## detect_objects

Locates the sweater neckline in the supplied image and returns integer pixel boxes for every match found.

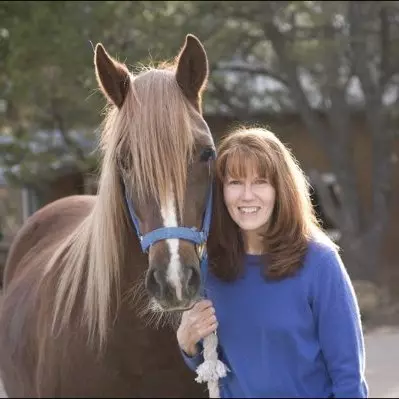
[244,253,265,266]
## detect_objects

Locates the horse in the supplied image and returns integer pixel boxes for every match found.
[0,34,216,398]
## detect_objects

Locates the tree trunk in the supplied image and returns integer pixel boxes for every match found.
[339,230,380,283]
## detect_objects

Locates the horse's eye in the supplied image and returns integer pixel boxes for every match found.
[199,147,215,162]
[117,153,132,172]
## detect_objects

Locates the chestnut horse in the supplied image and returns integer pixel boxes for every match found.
[0,34,216,397]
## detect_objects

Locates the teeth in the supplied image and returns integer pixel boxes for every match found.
[239,207,259,214]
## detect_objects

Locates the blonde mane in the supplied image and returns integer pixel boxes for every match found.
[42,65,197,348]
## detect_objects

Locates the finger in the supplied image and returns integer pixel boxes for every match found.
[194,303,215,317]
[183,301,207,318]
[193,314,217,332]
[194,299,213,311]
[186,302,215,324]
[195,314,217,330]
[195,318,218,335]
[195,307,216,325]
[206,314,217,325]
[197,322,218,340]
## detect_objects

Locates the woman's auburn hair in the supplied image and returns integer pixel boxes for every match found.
[207,126,331,281]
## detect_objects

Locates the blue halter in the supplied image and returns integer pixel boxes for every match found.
[122,178,213,294]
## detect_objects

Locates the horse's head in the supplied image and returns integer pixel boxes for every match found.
[94,35,215,312]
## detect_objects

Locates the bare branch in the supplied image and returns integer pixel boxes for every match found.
[50,98,86,166]
[259,17,330,150]
[212,62,290,88]
[380,5,391,89]
[210,79,249,120]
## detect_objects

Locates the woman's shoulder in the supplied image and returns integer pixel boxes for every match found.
[303,229,340,270]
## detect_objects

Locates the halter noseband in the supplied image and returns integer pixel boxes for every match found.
[123,183,213,256]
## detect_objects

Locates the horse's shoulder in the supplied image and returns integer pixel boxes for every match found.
[19,194,95,235]
[37,194,96,217]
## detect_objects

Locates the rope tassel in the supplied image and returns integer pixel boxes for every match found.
[195,332,229,398]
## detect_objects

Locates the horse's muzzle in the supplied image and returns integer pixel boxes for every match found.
[145,264,201,309]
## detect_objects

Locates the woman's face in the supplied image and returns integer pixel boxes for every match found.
[223,172,276,234]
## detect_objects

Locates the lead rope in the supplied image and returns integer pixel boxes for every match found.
[194,253,229,398]
[195,332,229,398]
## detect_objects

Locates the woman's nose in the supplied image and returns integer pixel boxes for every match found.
[242,184,255,200]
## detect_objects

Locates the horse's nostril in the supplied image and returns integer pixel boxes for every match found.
[153,269,162,285]
[146,269,163,299]
[186,267,193,284]
[185,265,200,293]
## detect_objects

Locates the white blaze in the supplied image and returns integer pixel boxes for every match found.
[160,195,182,300]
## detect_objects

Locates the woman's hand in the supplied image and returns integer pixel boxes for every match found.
[177,299,218,357]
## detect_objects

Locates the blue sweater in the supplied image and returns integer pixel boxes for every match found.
[180,238,368,398]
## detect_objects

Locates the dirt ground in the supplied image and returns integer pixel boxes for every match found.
[364,326,399,398]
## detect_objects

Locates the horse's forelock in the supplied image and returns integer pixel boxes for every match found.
[109,67,197,218]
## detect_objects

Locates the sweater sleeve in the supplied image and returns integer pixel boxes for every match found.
[179,343,204,372]
[311,248,369,398]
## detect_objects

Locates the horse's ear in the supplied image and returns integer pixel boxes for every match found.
[175,34,209,111]
[94,43,130,108]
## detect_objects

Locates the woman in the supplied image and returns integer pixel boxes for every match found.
[177,127,368,398]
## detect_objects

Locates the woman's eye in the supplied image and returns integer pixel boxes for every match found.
[199,147,215,162]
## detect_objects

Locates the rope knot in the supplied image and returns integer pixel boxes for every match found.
[195,332,230,398]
